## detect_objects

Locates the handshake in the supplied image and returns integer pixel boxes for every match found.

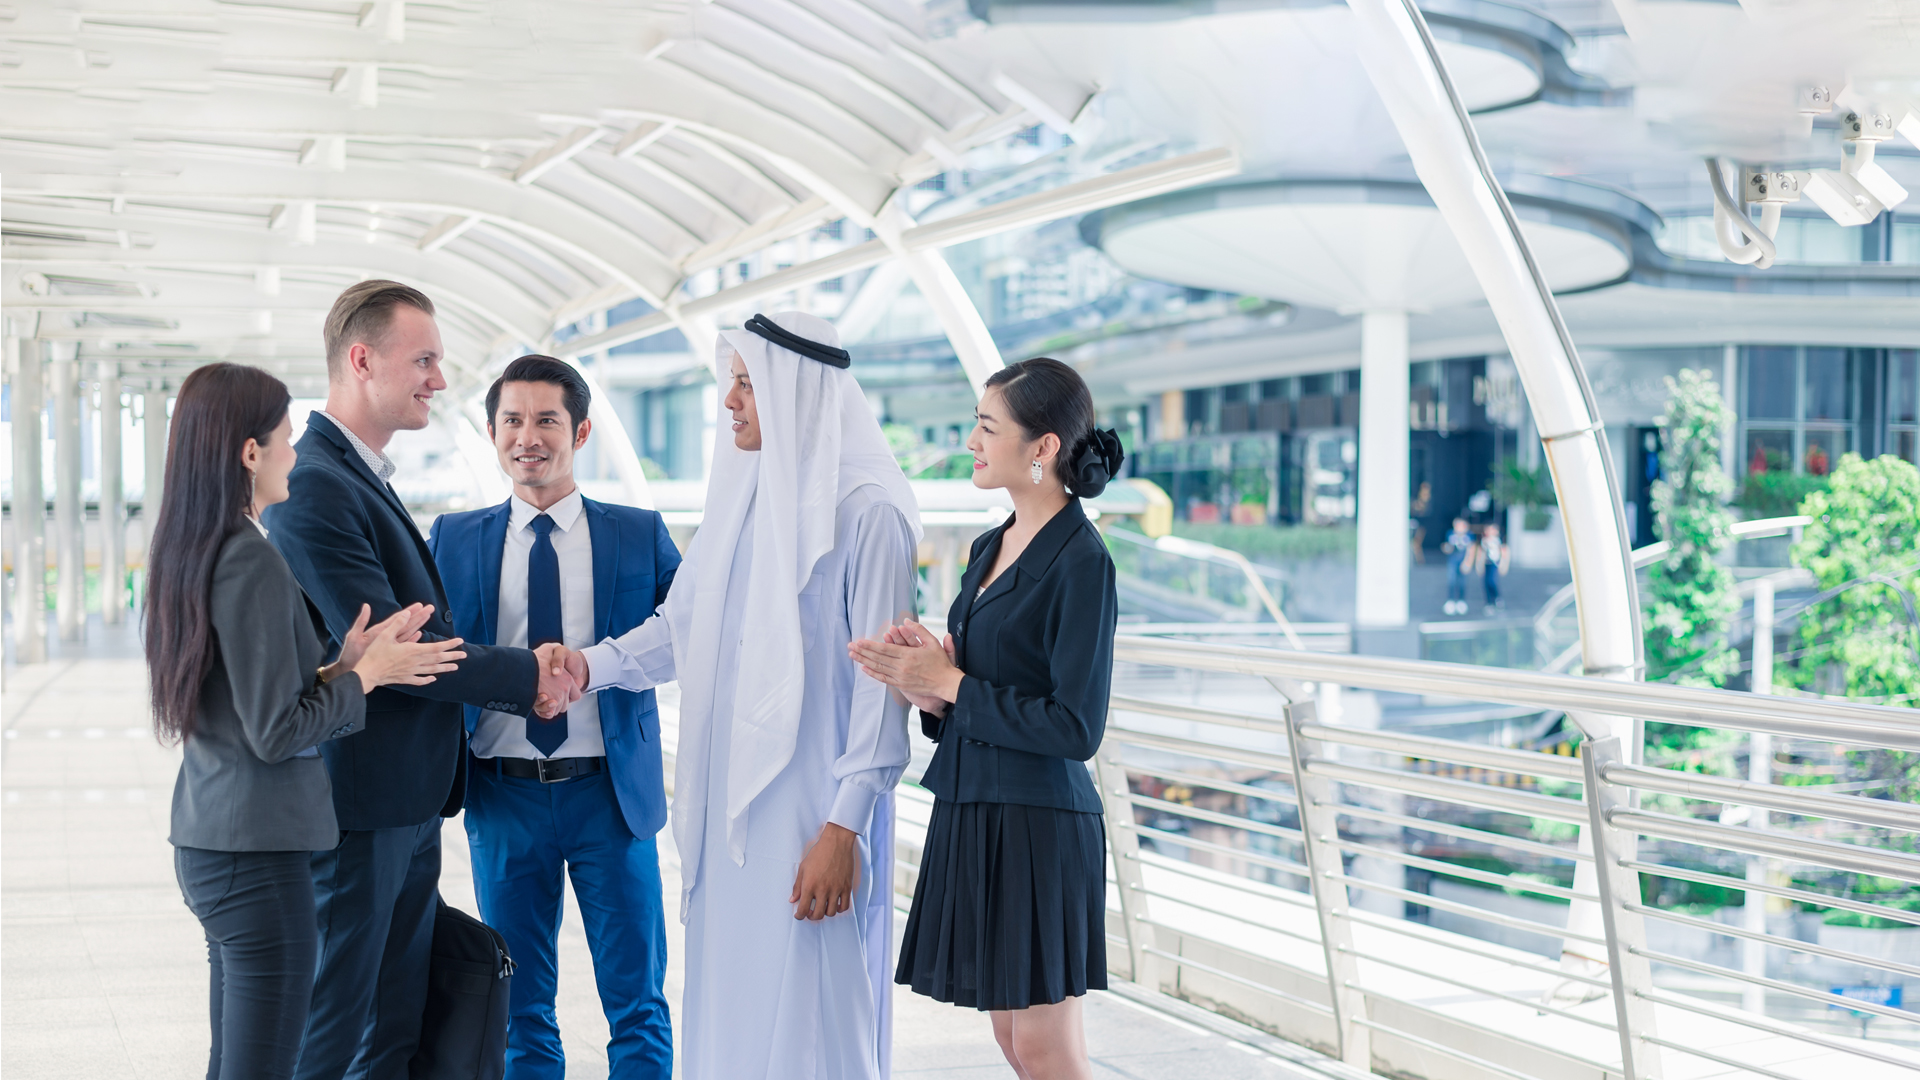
[532,644,591,719]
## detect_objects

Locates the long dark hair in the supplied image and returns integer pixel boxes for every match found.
[983,357,1124,497]
[145,364,292,744]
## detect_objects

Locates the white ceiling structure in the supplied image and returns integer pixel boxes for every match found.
[0,0,1202,403]
[6,0,1920,408]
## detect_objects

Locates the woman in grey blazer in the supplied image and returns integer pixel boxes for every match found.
[145,363,466,1080]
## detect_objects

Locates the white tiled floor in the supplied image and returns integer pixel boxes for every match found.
[3,622,1323,1080]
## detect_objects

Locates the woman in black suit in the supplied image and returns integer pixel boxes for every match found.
[145,363,466,1080]
[852,357,1123,1080]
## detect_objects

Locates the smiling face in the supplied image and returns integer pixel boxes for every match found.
[491,379,588,502]
[351,303,447,436]
[243,412,298,514]
[966,386,1058,492]
[721,351,762,451]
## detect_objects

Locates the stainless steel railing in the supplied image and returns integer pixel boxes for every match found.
[1533,515,1812,672]
[1076,634,1920,1080]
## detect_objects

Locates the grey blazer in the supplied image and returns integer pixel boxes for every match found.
[168,526,367,852]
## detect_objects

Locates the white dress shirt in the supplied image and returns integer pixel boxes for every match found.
[470,489,604,760]
[313,410,397,482]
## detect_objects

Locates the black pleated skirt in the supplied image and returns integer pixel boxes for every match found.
[895,799,1108,1011]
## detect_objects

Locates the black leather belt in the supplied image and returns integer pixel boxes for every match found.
[477,755,606,784]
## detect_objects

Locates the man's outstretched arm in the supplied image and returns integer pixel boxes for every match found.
[272,466,568,716]
[557,613,675,695]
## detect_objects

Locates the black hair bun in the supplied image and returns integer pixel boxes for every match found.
[1069,428,1125,498]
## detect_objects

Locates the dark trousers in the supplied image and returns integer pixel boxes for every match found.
[465,763,672,1080]
[296,820,441,1080]
[175,847,317,1080]
[1484,564,1502,607]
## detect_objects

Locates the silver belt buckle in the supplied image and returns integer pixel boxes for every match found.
[535,758,571,784]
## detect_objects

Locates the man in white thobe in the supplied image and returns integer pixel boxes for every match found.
[548,311,919,1080]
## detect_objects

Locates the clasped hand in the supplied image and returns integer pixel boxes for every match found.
[532,643,591,718]
[847,620,963,716]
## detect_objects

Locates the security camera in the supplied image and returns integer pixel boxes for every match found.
[1803,111,1909,227]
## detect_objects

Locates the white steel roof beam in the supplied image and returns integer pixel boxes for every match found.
[663,126,810,207]
[684,37,911,156]
[705,3,954,135]
[10,161,680,304]
[6,234,549,347]
[417,213,480,253]
[549,159,705,254]
[614,120,676,158]
[616,152,756,233]
[512,125,606,186]
[562,146,1242,357]
[651,55,879,174]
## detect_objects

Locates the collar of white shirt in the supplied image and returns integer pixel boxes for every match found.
[509,488,585,535]
[313,409,397,483]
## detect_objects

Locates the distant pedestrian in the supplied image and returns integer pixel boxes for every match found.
[1478,524,1509,614]
[1442,517,1473,616]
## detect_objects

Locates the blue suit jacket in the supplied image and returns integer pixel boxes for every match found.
[265,413,540,831]
[428,496,681,841]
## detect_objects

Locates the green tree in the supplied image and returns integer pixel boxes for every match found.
[1789,453,1920,701]
[1645,369,1739,686]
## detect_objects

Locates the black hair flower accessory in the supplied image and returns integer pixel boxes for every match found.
[1069,428,1125,498]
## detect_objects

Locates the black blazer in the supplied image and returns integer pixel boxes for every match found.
[169,527,366,852]
[263,413,537,831]
[917,499,1117,813]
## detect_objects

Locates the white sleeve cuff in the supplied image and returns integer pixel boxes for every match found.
[579,641,625,693]
[826,781,881,837]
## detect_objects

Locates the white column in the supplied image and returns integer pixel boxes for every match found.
[142,386,169,555]
[1743,577,1776,1015]
[97,364,126,624]
[900,247,1004,397]
[9,338,47,663]
[1721,344,1740,482]
[1355,310,1411,628]
[675,311,721,379]
[1343,0,1647,1017]
[550,356,655,510]
[876,205,1004,397]
[52,347,85,642]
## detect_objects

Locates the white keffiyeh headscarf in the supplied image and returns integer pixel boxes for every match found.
[665,311,921,906]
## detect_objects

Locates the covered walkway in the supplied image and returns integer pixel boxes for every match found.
[1,622,1328,1080]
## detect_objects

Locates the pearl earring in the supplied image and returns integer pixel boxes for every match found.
[1031,460,1043,484]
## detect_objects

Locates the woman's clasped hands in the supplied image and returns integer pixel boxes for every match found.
[323,602,466,693]
[849,620,964,717]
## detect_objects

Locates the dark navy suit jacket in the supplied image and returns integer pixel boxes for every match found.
[265,413,539,831]
[428,496,681,841]
[917,498,1117,813]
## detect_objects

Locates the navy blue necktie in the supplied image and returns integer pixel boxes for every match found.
[525,514,568,756]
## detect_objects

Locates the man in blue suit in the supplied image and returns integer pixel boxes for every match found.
[267,282,578,1080]
[428,355,680,1080]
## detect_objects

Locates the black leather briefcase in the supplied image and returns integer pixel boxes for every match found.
[409,898,515,1080]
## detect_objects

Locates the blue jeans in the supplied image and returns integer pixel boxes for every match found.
[465,762,672,1080]
[1484,565,1502,607]
[176,847,316,1080]
[1446,559,1468,602]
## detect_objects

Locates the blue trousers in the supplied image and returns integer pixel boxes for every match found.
[297,820,441,1080]
[465,762,672,1080]
[1484,565,1502,607]
[1446,559,1467,602]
